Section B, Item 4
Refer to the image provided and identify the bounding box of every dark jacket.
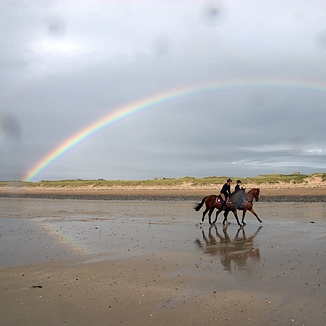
[220,183,231,196]
[235,184,241,192]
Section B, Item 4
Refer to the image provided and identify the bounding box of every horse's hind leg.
[212,209,222,224]
[200,208,209,224]
[208,207,215,225]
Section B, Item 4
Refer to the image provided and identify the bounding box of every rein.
[246,197,258,203]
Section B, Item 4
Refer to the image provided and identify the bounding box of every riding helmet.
[227,178,232,182]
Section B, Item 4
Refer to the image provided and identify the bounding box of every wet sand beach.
[0,188,326,325]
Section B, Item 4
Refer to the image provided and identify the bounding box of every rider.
[234,180,245,208]
[235,180,242,192]
[219,178,232,210]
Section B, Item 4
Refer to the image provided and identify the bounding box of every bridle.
[247,189,259,202]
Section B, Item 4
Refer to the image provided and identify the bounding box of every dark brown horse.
[194,188,262,226]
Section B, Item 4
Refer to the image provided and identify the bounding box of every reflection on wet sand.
[195,225,263,273]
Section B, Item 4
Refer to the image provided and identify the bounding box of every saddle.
[215,196,222,204]
[216,196,229,205]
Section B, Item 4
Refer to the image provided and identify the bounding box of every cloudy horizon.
[1,1,326,181]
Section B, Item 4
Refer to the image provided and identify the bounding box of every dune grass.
[1,173,325,188]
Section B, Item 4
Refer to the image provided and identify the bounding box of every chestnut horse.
[194,188,262,226]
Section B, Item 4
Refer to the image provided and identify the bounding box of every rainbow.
[39,221,93,256]
[23,78,326,182]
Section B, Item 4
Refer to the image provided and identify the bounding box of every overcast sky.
[1,0,326,181]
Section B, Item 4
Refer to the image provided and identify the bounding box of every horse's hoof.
[242,222,246,226]
[200,221,203,225]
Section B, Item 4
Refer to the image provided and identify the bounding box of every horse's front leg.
[232,209,242,227]
[248,207,263,223]
[241,209,247,226]
[222,210,229,226]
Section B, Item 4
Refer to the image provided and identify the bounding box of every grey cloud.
[1,1,326,181]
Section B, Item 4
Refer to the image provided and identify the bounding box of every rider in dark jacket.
[235,180,242,192]
[234,180,245,208]
[219,178,232,209]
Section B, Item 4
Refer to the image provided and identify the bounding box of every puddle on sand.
[0,199,199,267]
[1,199,325,270]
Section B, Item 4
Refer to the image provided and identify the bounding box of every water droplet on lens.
[201,1,226,26]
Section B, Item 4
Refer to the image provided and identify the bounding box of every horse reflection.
[195,225,262,273]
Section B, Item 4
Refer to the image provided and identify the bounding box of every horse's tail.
[194,197,207,211]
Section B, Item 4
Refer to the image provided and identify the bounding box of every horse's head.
[253,188,260,201]
[248,188,260,201]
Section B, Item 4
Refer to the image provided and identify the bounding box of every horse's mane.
[230,188,246,201]
[247,188,260,194]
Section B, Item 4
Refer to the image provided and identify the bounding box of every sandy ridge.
[1,180,326,199]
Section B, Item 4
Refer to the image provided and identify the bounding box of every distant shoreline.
[1,186,326,202]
